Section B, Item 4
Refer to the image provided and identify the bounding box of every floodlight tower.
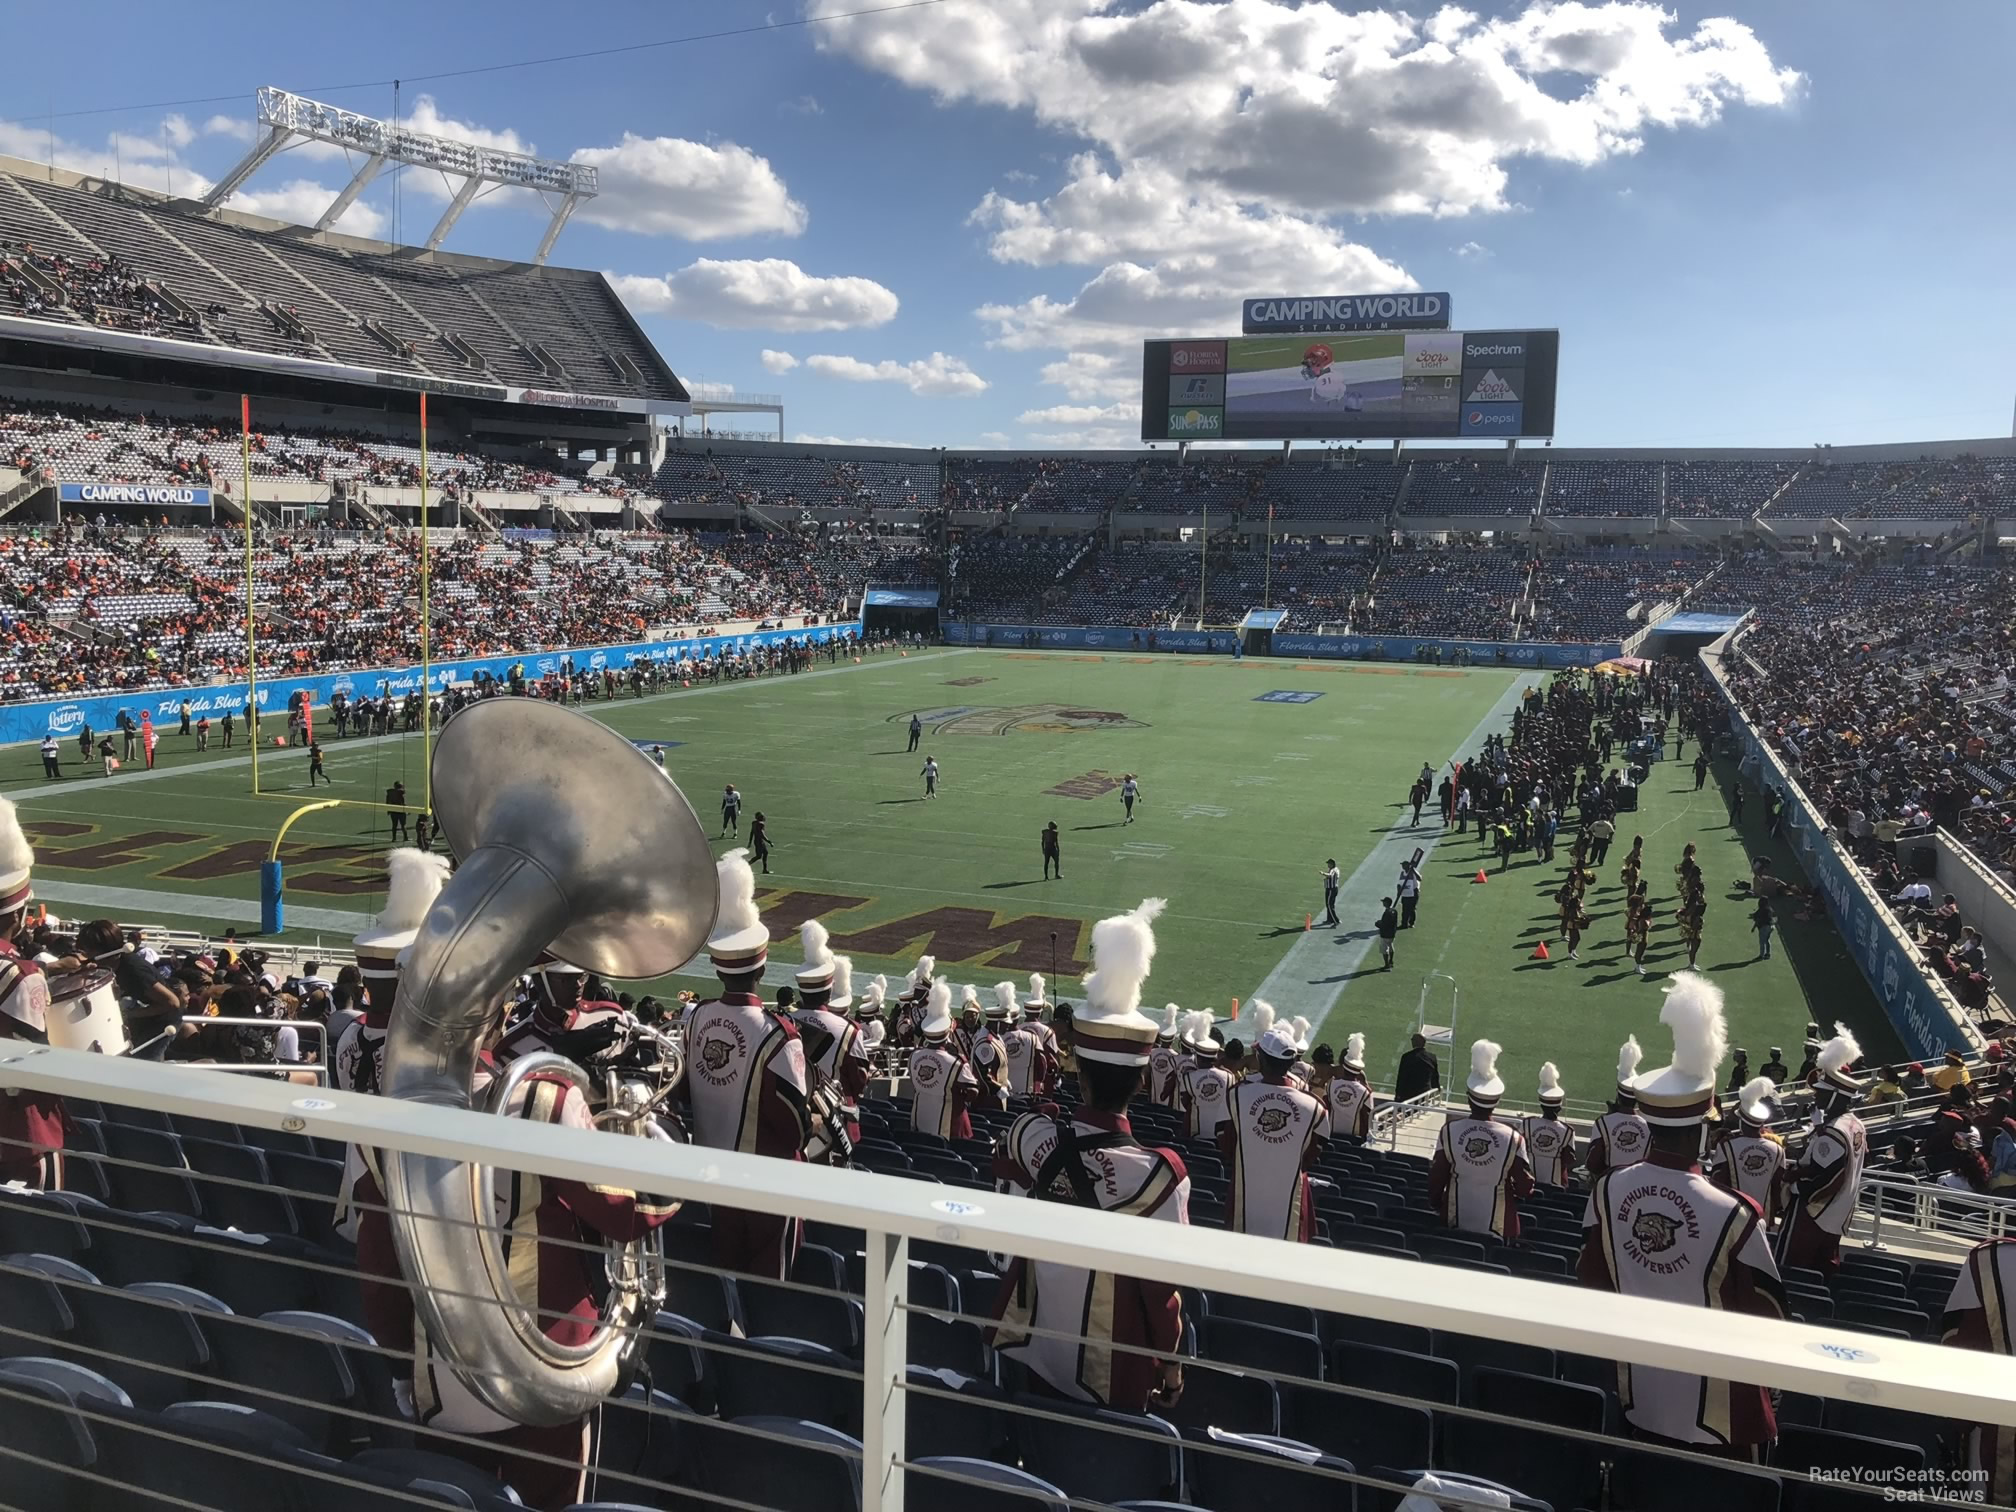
[204,87,598,264]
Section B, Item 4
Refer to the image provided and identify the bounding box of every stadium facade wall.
[944,622,1619,667]
[7,623,861,749]
[1704,648,1977,1059]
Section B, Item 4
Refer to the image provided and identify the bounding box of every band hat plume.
[1737,1075,1778,1126]
[829,955,854,1011]
[919,979,954,1039]
[1816,1023,1868,1095]
[707,849,769,971]
[354,848,451,979]
[1633,972,1729,1127]
[992,980,1019,1021]
[1343,1032,1367,1073]
[0,796,33,912]
[795,919,835,991]
[1537,1060,1565,1106]
[1075,898,1168,1066]
[1157,1004,1180,1042]
[1615,1035,1644,1098]
[1467,1039,1505,1104]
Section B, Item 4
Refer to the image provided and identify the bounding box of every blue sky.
[4,1,2010,450]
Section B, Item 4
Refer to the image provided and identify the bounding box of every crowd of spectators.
[2,240,196,338]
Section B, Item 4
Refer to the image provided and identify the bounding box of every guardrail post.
[859,1225,909,1512]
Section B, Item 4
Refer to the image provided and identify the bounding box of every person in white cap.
[1222,1012,1331,1241]
[1147,1005,1184,1109]
[854,977,888,1078]
[334,848,451,1243]
[1779,1026,1870,1274]
[1708,1076,1786,1227]
[990,898,1189,1413]
[953,983,986,1064]
[495,951,623,1068]
[1942,1237,2016,1506]
[1429,1040,1534,1240]
[908,981,978,1139]
[1004,981,1056,1099]
[1585,1036,1649,1178]
[0,796,60,1189]
[970,983,1016,1112]
[682,849,810,1281]
[1326,1033,1374,1143]
[1523,1063,1578,1189]
[894,954,935,1048]
[1288,1016,1315,1088]
[1181,1011,1233,1140]
[1017,973,1062,1087]
[1577,971,1784,1455]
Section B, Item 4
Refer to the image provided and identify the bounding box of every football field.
[4,647,1894,1096]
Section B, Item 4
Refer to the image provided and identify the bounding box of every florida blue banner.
[11,622,860,749]
[1705,653,1972,1058]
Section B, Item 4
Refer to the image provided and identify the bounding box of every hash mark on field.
[1180,804,1230,820]
[1112,841,1171,861]
[1302,735,1339,743]
[1272,752,1311,763]
[1233,776,1278,788]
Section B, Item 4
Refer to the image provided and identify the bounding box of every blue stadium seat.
[202,1303,358,1454]
[1611,1447,1781,1512]
[588,1384,693,1506]
[1331,1341,1460,1407]
[664,1264,740,1335]
[197,1230,330,1318]
[0,1369,96,1512]
[1321,1313,1432,1356]
[1204,1291,1320,1335]
[344,1445,522,1511]
[707,1333,861,1436]
[0,1257,77,1358]
[906,1262,986,1377]
[1160,1361,1281,1437]
[1185,1427,1357,1512]
[94,1399,309,1512]
[1279,1382,1432,1470]
[908,1456,1070,1511]
[1431,1330,1556,1392]
[0,1354,132,1408]
[0,1188,94,1262]
[1449,1368,1610,1510]
[1200,1316,1324,1380]
[1774,1424,1925,1480]
[906,1366,1014,1463]
[739,1278,864,1355]
[180,1138,298,1236]
[99,1124,205,1218]
[704,1416,862,1512]
[80,1209,200,1289]
[68,1280,214,1409]
[1012,1394,1181,1505]
[645,1312,711,1412]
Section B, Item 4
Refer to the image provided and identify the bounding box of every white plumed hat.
[991,980,1018,1020]
[829,955,854,1011]
[1537,1061,1565,1106]
[919,980,954,1039]
[1026,972,1049,1008]
[1634,972,1729,1126]
[0,796,33,911]
[1075,899,1167,1066]
[1737,1075,1777,1125]
[1615,1035,1644,1098]
[1251,1002,1276,1040]
[706,849,769,971]
[796,919,835,990]
[858,975,886,1018]
[1342,1032,1367,1073]
[353,848,451,978]
[1157,1004,1180,1041]
[1466,1039,1505,1103]
[1815,1023,1867,1095]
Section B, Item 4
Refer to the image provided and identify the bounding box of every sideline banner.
[12,622,861,749]
[1703,651,1974,1058]
[943,622,1618,668]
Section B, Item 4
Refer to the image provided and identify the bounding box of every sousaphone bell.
[381,699,716,1426]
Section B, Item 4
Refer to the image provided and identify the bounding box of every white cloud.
[813,0,1799,219]
[0,117,209,197]
[1452,240,1491,259]
[783,95,825,115]
[202,114,258,143]
[1018,400,1139,427]
[1037,351,1138,403]
[160,115,196,150]
[792,432,920,448]
[400,95,532,156]
[686,380,737,400]
[236,179,387,237]
[760,348,801,373]
[573,134,806,240]
[805,351,989,397]
[610,259,898,331]
[978,431,1012,445]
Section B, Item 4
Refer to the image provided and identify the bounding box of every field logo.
[1166,406,1224,437]
[834,908,1088,974]
[46,703,88,735]
[1463,369,1520,403]
[898,704,1147,736]
[1046,771,1121,800]
[1254,690,1324,704]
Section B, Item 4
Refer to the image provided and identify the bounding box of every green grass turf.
[1,646,1892,1094]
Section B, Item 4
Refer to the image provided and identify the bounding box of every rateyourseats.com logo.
[1167,406,1224,436]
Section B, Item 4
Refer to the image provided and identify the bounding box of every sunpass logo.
[1167,406,1224,436]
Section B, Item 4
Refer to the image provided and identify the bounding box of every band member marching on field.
[1222,1014,1330,1241]
[1586,1037,1651,1178]
[989,897,1189,1413]
[1577,972,1785,1458]
[684,849,811,1283]
[1624,881,1653,977]
[1524,1062,1579,1189]
[1429,1040,1535,1241]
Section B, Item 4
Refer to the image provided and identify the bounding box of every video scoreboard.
[1141,328,1559,442]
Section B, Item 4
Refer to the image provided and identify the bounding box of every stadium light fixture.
[203,87,599,265]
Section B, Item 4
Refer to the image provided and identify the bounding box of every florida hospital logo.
[1632,1211,1683,1253]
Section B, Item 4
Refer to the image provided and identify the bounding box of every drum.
[44,968,129,1055]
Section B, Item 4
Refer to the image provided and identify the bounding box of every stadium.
[0,34,2013,1512]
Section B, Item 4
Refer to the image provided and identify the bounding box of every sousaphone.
[381,699,716,1427]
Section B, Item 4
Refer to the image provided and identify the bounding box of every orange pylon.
[1531,941,1551,961]
[1474,869,1489,884]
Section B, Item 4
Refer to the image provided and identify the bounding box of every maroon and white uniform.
[909,1042,977,1139]
[1184,1060,1235,1140]
[1005,1020,1055,1097]
[1710,1130,1786,1224]
[494,995,623,1066]
[1586,1109,1650,1177]
[684,993,810,1280]
[0,942,61,1188]
[1430,1115,1535,1241]
[990,1109,1189,1410]
[1578,1149,1784,1449]
[364,1067,676,1510]
[1147,1041,1184,1108]
[968,1028,1011,1112]
[1522,1114,1578,1189]
[1220,1076,1329,1241]
[332,1010,392,1244]
[1943,1238,2016,1507]
[800,1005,868,1143]
[1779,1109,1867,1272]
[1325,1072,1373,1143]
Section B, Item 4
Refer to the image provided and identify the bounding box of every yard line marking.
[1239,675,1529,1032]
[32,880,371,934]
[1,649,968,803]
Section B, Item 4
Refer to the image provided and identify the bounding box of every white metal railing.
[3,1046,2014,1510]
[1861,1171,2016,1248]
